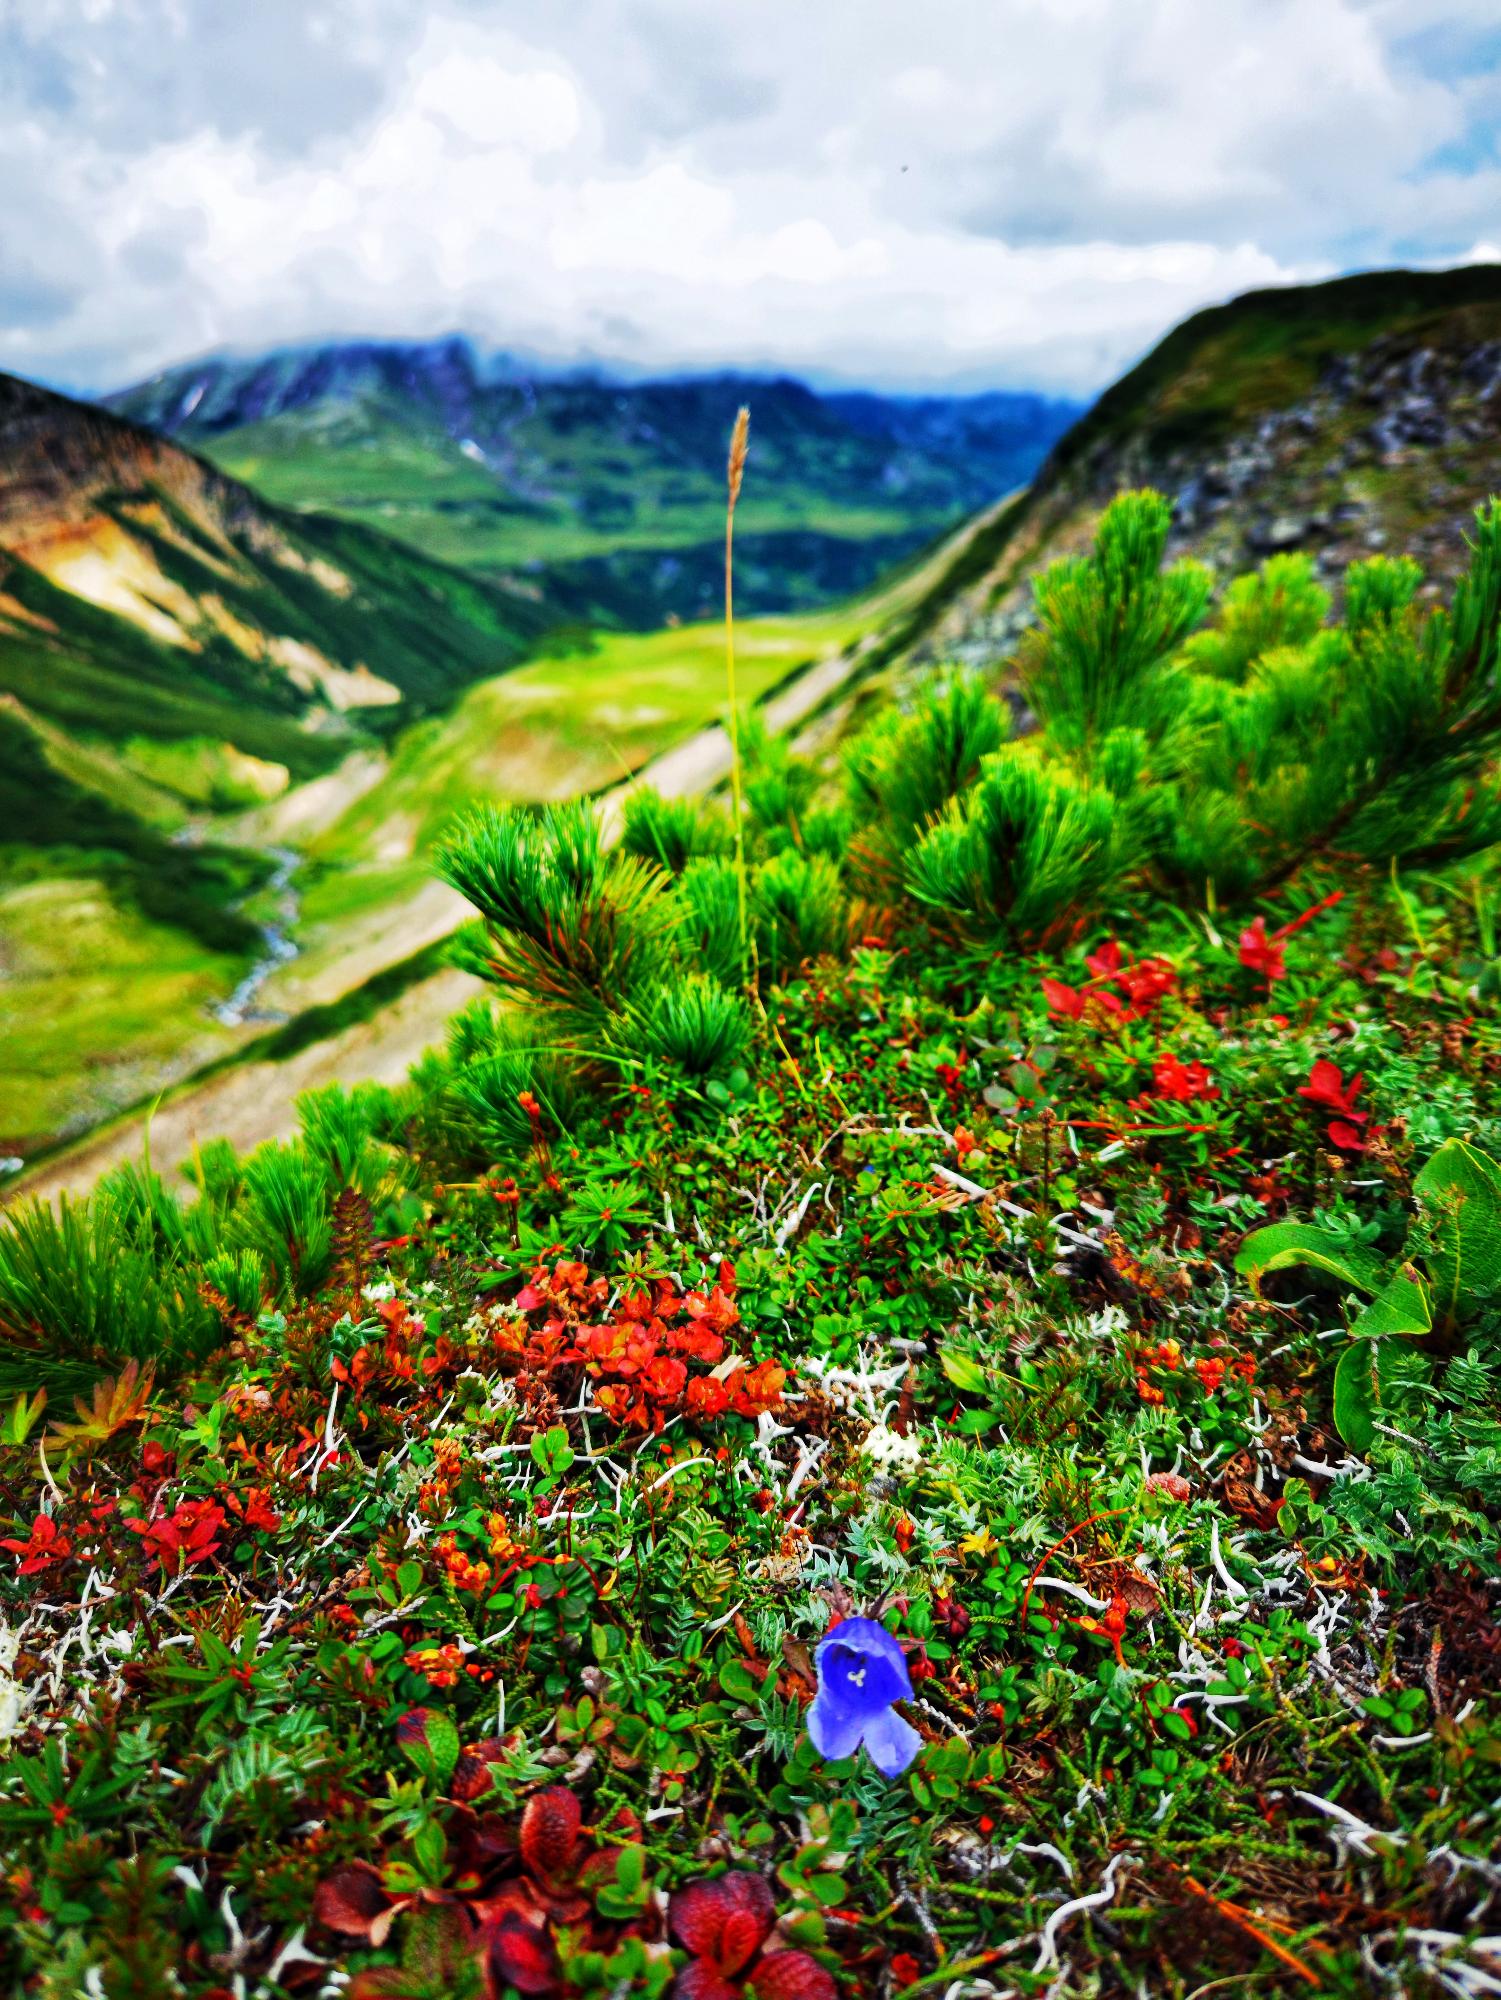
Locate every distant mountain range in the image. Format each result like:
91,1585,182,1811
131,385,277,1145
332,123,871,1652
108,339,1081,622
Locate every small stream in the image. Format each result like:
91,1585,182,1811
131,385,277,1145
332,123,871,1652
208,842,302,1027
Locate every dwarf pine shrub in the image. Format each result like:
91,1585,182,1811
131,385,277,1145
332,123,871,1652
0,1192,219,1394
609,971,753,1079
619,786,732,874
438,800,680,1040
296,1083,405,1205
446,1025,589,1157
752,848,848,979
232,1144,335,1299
903,751,1123,945
845,676,1009,887
1156,507,1501,896
1018,488,1212,753
677,857,746,987
1180,551,1331,681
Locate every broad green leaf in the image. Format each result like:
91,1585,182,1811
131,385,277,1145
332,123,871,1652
1413,1138,1501,1327
1234,1223,1385,1295
1350,1266,1432,1342
1332,1340,1379,1453
940,1349,988,1393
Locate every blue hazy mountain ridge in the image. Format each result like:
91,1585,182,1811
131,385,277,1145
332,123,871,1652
107,336,1082,624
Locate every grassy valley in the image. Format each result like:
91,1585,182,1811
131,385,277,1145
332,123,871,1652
3,351,1065,1163
0,372,589,1152
10,508,988,1186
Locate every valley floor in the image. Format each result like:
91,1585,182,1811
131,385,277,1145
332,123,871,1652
8,505,1000,1195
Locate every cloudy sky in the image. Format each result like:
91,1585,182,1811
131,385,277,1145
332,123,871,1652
4,0,1500,398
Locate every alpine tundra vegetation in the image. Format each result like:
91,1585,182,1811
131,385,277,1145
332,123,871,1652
4,474,1501,1999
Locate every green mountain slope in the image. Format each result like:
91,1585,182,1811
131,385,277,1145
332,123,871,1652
880,263,1501,674
0,371,592,781
107,340,1079,621
0,369,608,1150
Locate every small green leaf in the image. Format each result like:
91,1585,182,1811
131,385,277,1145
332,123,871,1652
940,1350,988,1393
718,1658,759,1700
953,1408,1002,1435
530,1424,575,1478
396,1707,462,1790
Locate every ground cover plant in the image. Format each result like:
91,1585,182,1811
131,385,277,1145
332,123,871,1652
3,491,1501,1997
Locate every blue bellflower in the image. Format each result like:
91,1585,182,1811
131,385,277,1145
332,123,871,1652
807,1616,921,1776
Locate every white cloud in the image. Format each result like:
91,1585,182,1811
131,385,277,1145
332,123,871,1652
0,0,1496,395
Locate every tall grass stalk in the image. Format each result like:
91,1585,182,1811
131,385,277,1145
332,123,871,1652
725,405,750,976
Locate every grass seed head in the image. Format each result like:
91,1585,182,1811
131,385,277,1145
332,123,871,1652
727,405,750,511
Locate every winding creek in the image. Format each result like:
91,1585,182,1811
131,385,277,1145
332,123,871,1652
213,843,302,1026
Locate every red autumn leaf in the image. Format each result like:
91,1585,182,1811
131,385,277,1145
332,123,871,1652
1297,1058,1370,1149
675,1965,741,2000
1148,1054,1218,1102
485,1909,561,1996
1,1513,72,1575
313,1861,395,1942
1117,956,1176,1010
395,1706,434,1749
642,1355,688,1401
748,1951,839,2000
452,1752,497,1802
670,1872,774,1971
1145,1470,1192,1501
518,1786,582,1881
1297,1057,1366,1119
686,1376,730,1419
349,1905,476,1998
1041,976,1085,1019
1238,915,1287,982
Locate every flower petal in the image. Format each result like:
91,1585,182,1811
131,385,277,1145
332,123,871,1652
815,1617,913,1710
859,1704,922,1778
806,1689,865,1764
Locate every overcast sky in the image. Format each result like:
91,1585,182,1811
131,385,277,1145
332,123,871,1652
3,0,1500,398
